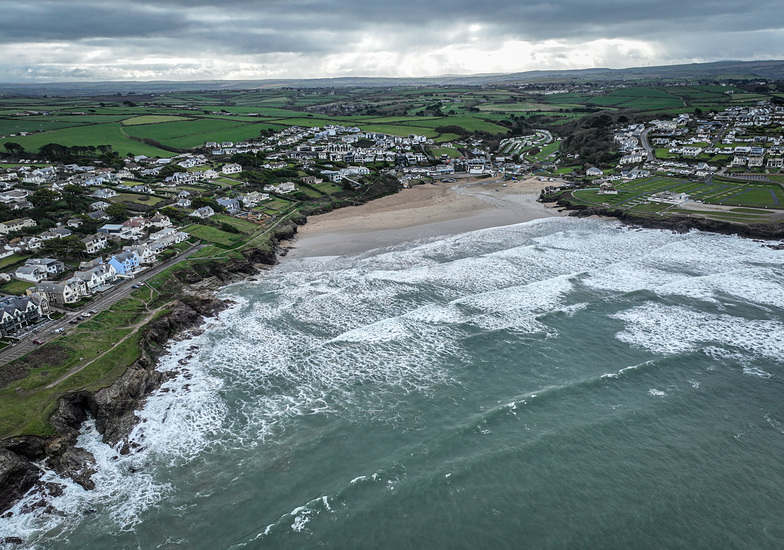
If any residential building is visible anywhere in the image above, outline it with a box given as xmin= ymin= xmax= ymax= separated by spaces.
xmin=34 ymin=277 xmax=87 ymax=305
xmin=14 ymin=265 xmax=49 ymax=283
xmin=0 ymin=294 xmax=48 ymax=337
xmin=190 ymin=206 xmax=215 ymax=219
xmin=217 ymin=198 xmax=241 ymax=214
xmin=82 ymin=234 xmax=109 ymax=254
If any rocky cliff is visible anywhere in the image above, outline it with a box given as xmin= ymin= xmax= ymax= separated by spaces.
xmin=0 ymin=226 xmax=295 ymax=514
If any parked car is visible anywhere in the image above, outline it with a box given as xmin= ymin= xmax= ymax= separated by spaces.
xmin=83 ymin=312 xmax=91 ymax=317
xmin=76 ymin=316 xmax=84 ymax=321
xmin=32 ymin=339 xmax=43 ymax=345
xmin=52 ymin=328 xmax=65 ymax=334
xmin=88 ymin=310 xmax=98 ymax=315
xmin=131 ymin=284 xmax=140 ymax=289
xmin=69 ymin=320 xmax=79 ymax=324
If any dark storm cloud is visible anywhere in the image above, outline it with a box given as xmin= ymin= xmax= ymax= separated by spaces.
xmin=1 ymin=0 xmax=783 ymax=80
xmin=4 ymin=0 xmax=784 ymax=48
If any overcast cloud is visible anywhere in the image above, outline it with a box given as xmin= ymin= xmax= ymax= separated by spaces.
xmin=1 ymin=0 xmax=783 ymax=82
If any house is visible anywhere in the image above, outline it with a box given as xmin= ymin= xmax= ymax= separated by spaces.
xmin=123 ymin=244 xmax=157 ymax=265
xmin=87 ymin=210 xmax=110 ymax=221
xmin=222 ymin=163 xmax=242 ymax=175
xmin=34 ymin=277 xmax=87 ymax=305
xmin=586 ymin=167 xmax=603 ymax=177
xmin=39 ymin=227 xmax=72 ymax=240
xmin=108 ymin=251 xmax=140 ymax=276
xmin=149 ymin=228 xmax=189 ymax=247
xmin=176 ymin=198 xmax=192 ymax=208
xmin=74 ymin=264 xmax=117 ymax=293
xmin=91 ymin=188 xmax=117 ymax=199
xmin=148 ymin=213 xmax=172 ymax=228
xmin=14 ymin=265 xmax=49 ymax=283
xmin=190 ymin=206 xmax=215 ymax=219
xmin=82 ymin=233 xmax=109 ymax=254
xmin=217 ymin=198 xmax=241 ymax=215
xmin=0 ymin=294 xmax=48 ymax=337
xmin=242 ymin=191 xmax=270 ymax=207
xmin=24 ymin=258 xmax=65 ymax=276
xmin=0 ymin=218 xmax=36 ymax=235
xmin=90 ymin=201 xmax=111 ymax=211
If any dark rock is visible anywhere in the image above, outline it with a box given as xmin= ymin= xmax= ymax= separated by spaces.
xmin=46 ymin=447 xmax=96 ymax=491
xmin=0 ymin=449 xmax=40 ymax=513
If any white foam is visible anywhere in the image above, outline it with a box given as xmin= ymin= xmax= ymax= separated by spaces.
xmin=612 ymin=303 xmax=784 ymax=362
xmin=648 ymin=389 xmax=666 ymax=397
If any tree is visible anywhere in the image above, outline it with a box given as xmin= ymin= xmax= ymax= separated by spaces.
xmin=3 ymin=142 xmax=24 ymax=156
xmin=105 ymin=202 xmax=128 ymax=220
xmin=29 ymin=188 xmax=60 ymax=209
xmin=41 ymin=235 xmax=86 ymax=260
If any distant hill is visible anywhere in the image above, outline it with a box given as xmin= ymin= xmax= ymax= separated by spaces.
xmin=2 ymin=59 xmax=783 ymax=96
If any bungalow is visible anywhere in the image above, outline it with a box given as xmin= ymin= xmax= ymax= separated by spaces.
xmin=176 ymin=198 xmax=192 ymax=208
xmin=35 ymin=277 xmax=87 ymax=305
xmin=190 ymin=206 xmax=215 ymax=219
xmin=90 ymin=200 xmax=111 ymax=211
xmin=217 ymin=198 xmax=241 ymax=215
xmin=0 ymin=294 xmax=48 ymax=337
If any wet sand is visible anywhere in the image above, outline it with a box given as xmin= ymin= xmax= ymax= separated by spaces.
xmin=287 ymin=176 xmax=566 ymax=258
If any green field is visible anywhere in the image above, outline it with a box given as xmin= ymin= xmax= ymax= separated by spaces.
xmin=183 ymin=223 xmax=244 ymax=246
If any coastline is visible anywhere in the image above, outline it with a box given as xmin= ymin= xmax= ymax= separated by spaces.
xmin=1 ymin=181 xmax=561 ymax=514
xmin=2 ymin=174 xmax=783 ymax=517
xmin=288 ymin=176 xmax=565 ymax=258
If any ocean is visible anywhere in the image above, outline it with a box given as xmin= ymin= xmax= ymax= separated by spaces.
xmin=2 ymin=217 xmax=784 ymax=549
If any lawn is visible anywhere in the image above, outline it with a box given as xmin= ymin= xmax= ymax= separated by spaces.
xmin=211 ymin=214 xmax=260 ymax=233
xmin=182 ymin=223 xmax=244 ymax=247
xmin=0 ymin=279 xmax=34 ymax=295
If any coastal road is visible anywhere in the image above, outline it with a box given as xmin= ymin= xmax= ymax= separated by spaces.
xmin=0 ymin=243 xmax=205 ymax=366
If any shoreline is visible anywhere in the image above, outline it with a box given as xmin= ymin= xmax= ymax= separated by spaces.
xmin=2 ymin=174 xmax=783 ymax=516
xmin=288 ymin=176 xmax=565 ymax=258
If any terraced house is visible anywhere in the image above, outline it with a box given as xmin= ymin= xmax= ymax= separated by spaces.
xmin=0 ymin=293 xmax=49 ymax=337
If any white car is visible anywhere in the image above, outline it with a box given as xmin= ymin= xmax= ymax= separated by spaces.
xmin=53 ymin=328 xmax=65 ymax=334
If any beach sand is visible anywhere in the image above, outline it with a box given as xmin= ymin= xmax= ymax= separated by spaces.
xmin=287 ymin=175 xmax=566 ymax=258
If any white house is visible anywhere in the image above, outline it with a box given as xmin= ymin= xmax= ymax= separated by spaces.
xmin=222 ymin=163 xmax=242 ymax=175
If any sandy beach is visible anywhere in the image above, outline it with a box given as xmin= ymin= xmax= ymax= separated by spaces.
xmin=287 ymin=175 xmax=566 ymax=257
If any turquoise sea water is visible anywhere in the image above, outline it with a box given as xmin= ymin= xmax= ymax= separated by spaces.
xmin=2 ymin=217 xmax=784 ymax=549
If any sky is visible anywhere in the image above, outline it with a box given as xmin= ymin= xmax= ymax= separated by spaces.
xmin=1 ymin=0 xmax=784 ymax=82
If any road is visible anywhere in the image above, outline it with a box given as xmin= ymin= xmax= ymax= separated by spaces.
xmin=640 ymin=127 xmax=655 ymax=162
xmin=0 ymin=243 xmax=205 ymax=366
